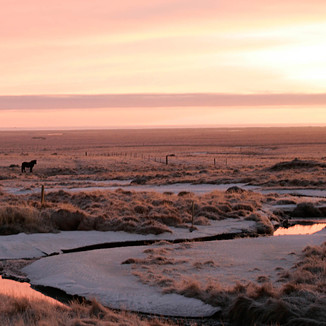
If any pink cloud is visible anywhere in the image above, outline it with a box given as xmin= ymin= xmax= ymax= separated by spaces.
xmin=1 ymin=93 xmax=326 ymax=110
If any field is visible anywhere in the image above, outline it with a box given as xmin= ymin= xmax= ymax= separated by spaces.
xmin=0 ymin=127 xmax=326 ymax=326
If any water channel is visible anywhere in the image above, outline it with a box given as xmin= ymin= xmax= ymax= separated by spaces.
xmin=1 ymin=180 xmax=325 ymax=313
xmin=3 ymin=179 xmax=326 ymax=198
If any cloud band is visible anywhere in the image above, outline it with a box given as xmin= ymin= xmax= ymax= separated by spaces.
xmin=1 ymin=93 xmax=326 ymax=110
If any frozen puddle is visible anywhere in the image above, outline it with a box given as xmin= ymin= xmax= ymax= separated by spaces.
xmin=1 ymin=179 xmax=133 ymax=195
xmin=23 ymin=248 xmax=220 ymax=317
xmin=260 ymin=188 xmax=326 ymax=198
xmin=108 ymin=182 xmax=256 ymax=194
xmin=0 ymin=219 xmax=256 ymax=260
xmin=23 ymin=229 xmax=326 ymax=317
xmin=3 ymin=179 xmax=326 ymax=198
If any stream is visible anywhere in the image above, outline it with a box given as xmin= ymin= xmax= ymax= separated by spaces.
xmin=1 ymin=180 xmax=326 ymax=319
xmin=3 ymin=179 xmax=326 ymax=198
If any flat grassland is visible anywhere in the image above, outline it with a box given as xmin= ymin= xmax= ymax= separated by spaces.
xmin=1 ymin=127 xmax=326 ymax=235
xmin=0 ymin=127 xmax=326 ymax=326
xmin=1 ymin=127 xmax=326 ymax=185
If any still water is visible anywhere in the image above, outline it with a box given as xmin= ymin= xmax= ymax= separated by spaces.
xmin=274 ymin=223 xmax=326 ymax=236
xmin=0 ymin=276 xmax=62 ymax=305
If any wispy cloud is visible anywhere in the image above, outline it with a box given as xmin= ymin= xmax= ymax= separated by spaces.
xmin=1 ymin=93 xmax=326 ymax=110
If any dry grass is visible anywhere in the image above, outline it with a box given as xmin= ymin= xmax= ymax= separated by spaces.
xmin=0 ymin=187 xmax=277 ymax=235
xmin=0 ymin=295 xmax=174 ymax=326
xmin=1 ymin=128 xmax=326 ymax=236
xmin=2 ymin=128 xmax=326 ymax=190
xmin=0 ymin=206 xmax=53 ymax=235
xmin=1 ymin=128 xmax=326 ymax=325
xmin=124 ymin=241 xmax=326 ymax=326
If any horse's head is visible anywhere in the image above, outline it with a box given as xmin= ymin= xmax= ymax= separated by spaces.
xmin=32 ymin=160 xmax=37 ymax=165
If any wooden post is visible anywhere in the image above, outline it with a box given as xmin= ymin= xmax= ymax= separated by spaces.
xmin=192 ymin=201 xmax=194 ymax=225
xmin=190 ymin=201 xmax=195 ymax=232
xmin=41 ymin=185 xmax=45 ymax=206
xmin=166 ymin=154 xmax=175 ymax=165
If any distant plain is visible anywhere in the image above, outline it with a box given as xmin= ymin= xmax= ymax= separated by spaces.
xmin=0 ymin=127 xmax=326 ymax=326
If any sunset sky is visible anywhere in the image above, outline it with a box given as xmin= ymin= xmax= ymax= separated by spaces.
xmin=1 ymin=0 xmax=326 ymax=129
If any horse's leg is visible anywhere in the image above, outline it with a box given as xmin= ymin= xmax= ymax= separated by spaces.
xmin=30 ymin=166 xmax=33 ymax=172
xmin=22 ymin=165 xmax=25 ymax=173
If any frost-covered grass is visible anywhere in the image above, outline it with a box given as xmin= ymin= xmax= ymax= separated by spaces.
xmin=1 ymin=128 xmax=326 ymax=237
xmin=1 ymin=181 xmax=325 ymax=236
xmin=1 ymin=128 xmax=326 ymax=190
xmin=0 ymin=187 xmax=280 ymax=236
xmin=1 ymin=129 xmax=326 ymax=325
xmin=125 ymin=241 xmax=326 ymax=326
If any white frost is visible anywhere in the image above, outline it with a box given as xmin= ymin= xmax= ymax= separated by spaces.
xmin=0 ymin=219 xmax=255 ymax=259
xmin=23 ymin=247 xmax=220 ymax=317
xmin=23 ymin=228 xmax=325 ymax=317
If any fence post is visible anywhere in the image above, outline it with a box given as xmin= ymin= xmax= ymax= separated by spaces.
xmin=41 ymin=185 xmax=45 ymax=206
xmin=166 ymin=154 xmax=175 ymax=165
xmin=190 ymin=201 xmax=195 ymax=232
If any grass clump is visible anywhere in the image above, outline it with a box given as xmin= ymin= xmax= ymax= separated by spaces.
xmin=0 ymin=206 xmax=52 ymax=235
xmin=0 ymin=296 xmax=174 ymax=326
xmin=1 ymin=187 xmax=275 ymax=236
xmin=126 ymin=240 xmax=326 ymax=326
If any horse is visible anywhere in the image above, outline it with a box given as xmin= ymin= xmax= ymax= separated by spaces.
xmin=21 ymin=160 xmax=37 ymax=173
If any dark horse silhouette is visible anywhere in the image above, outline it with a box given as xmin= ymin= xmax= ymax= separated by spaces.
xmin=21 ymin=160 xmax=37 ymax=173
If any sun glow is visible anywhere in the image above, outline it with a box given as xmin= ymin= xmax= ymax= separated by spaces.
xmin=1 ymin=1 xmax=326 ymax=128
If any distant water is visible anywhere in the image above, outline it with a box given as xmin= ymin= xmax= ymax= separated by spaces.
xmin=274 ymin=223 xmax=326 ymax=236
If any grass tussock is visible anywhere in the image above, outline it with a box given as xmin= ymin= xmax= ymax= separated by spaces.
xmin=0 ymin=206 xmax=52 ymax=235
xmin=125 ymin=241 xmax=326 ymax=326
xmin=245 ymin=212 xmax=274 ymax=235
xmin=1 ymin=188 xmax=275 ymax=235
xmin=269 ymin=158 xmax=326 ymax=171
xmin=0 ymin=295 xmax=174 ymax=326
xmin=291 ymin=202 xmax=324 ymax=218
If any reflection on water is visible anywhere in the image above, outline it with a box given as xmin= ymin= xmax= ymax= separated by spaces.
xmin=274 ymin=223 xmax=326 ymax=236
xmin=0 ymin=276 xmax=62 ymax=305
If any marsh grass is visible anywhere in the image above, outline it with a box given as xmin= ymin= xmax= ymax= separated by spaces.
xmin=125 ymin=241 xmax=326 ymax=326
xmin=2 ymin=128 xmax=326 ymax=325
xmin=0 ymin=206 xmax=53 ymax=235
xmin=0 ymin=187 xmax=277 ymax=236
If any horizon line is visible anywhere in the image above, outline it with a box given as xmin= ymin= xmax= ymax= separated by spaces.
xmin=1 ymin=123 xmax=326 ymax=131
xmin=1 ymin=93 xmax=326 ymax=110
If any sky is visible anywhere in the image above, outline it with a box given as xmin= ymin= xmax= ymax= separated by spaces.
xmin=1 ymin=0 xmax=326 ymax=129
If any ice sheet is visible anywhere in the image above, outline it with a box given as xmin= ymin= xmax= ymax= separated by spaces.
xmin=0 ymin=219 xmax=255 ymax=259
xmin=23 ymin=229 xmax=325 ymax=316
